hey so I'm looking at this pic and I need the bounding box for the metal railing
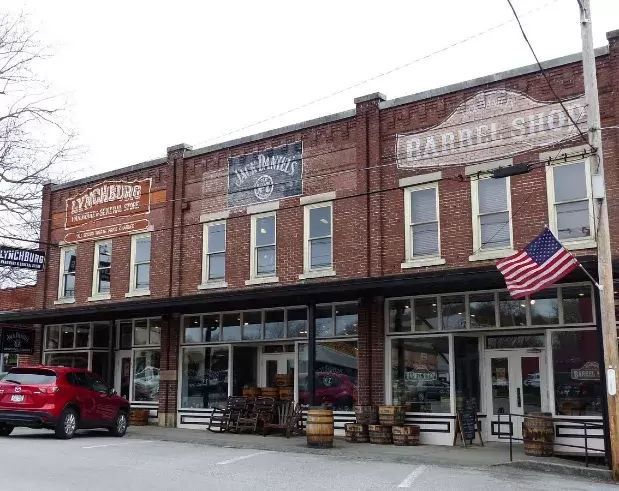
[496,412,605,468]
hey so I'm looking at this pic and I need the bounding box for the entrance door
[486,350,546,442]
[260,353,295,388]
[114,350,132,401]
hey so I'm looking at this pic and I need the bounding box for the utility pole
[578,0,619,479]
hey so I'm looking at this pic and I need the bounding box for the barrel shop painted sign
[396,89,587,168]
[0,328,35,355]
[0,246,46,270]
[64,179,151,243]
[228,142,303,208]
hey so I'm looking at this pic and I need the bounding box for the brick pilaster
[157,313,180,426]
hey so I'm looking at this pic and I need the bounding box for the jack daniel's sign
[227,142,303,208]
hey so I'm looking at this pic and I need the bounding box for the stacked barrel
[275,373,294,401]
[345,405,420,446]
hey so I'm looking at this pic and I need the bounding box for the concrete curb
[496,460,613,483]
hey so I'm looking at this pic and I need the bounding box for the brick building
[1,30,618,450]
[0,286,38,370]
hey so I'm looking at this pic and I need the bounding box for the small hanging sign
[0,246,46,271]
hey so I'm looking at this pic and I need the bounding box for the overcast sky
[5,0,619,179]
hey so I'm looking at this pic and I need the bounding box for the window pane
[478,178,507,213]
[309,206,331,238]
[232,346,257,397]
[454,337,480,411]
[184,316,202,343]
[203,314,220,342]
[98,242,112,268]
[441,295,466,330]
[388,299,412,333]
[553,331,601,416]
[410,188,436,223]
[75,324,90,348]
[412,222,438,256]
[316,305,333,338]
[480,211,510,249]
[414,297,439,331]
[498,292,527,327]
[265,310,285,340]
[136,263,150,289]
[134,319,148,345]
[287,308,307,337]
[181,347,229,409]
[255,216,275,246]
[149,319,161,345]
[391,337,450,413]
[119,321,132,349]
[242,311,262,340]
[60,325,75,348]
[98,267,111,293]
[562,286,593,324]
[64,249,76,273]
[63,274,75,297]
[554,162,587,202]
[530,288,559,325]
[310,238,332,269]
[46,325,60,349]
[469,293,496,328]
[92,352,110,384]
[207,223,226,253]
[556,200,590,239]
[256,246,275,275]
[135,236,151,263]
[221,313,241,341]
[335,303,358,336]
[208,253,225,280]
[133,349,160,402]
[491,357,510,415]
[45,352,88,369]
[486,335,544,349]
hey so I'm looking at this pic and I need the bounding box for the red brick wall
[0,286,40,367]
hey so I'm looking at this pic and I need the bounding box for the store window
[287,308,308,337]
[180,346,229,409]
[335,303,358,336]
[441,295,466,330]
[405,183,440,260]
[45,352,89,369]
[264,310,285,340]
[414,297,439,331]
[552,330,602,416]
[202,221,226,284]
[242,311,262,340]
[391,337,450,413]
[498,291,527,327]
[530,288,559,325]
[304,202,333,272]
[388,299,412,333]
[91,240,112,297]
[562,285,593,324]
[58,246,76,300]
[469,293,496,328]
[454,337,480,411]
[222,313,241,341]
[133,318,161,346]
[472,177,511,252]
[129,233,151,294]
[251,212,276,278]
[133,349,160,402]
[316,305,334,338]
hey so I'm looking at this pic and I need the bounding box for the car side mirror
[108,388,117,396]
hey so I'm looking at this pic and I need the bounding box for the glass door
[260,352,295,387]
[114,349,132,400]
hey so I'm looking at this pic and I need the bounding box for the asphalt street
[0,428,613,490]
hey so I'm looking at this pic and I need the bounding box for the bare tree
[0,12,75,287]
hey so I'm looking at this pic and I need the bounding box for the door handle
[517,387,522,408]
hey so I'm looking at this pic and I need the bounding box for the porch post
[307,301,316,406]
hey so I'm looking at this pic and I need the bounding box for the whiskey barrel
[378,405,406,426]
[129,409,149,426]
[523,412,554,456]
[392,425,420,446]
[260,387,280,399]
[279,387,294,401]
[355,405,378,425]
[242,387,261,398]
[345,423,369,443]
[275,374,294,387]
[369,424,393,444]
[307,408,334,448]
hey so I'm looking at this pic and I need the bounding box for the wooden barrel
[392,425,420,446]
[355,405,378,425]
[523,412,554,456]
[378,405,406,426]
[275,374,294,387]
[307,408,334,448]
[345,423,369,443]
[129,409,149,426]
[369,424,393,444]
[242,387,261,398]
[279,387,294,401]
[260,387,280,399]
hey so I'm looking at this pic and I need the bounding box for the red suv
[0,366,130,439]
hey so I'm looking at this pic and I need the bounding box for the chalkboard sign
[458,410,477,441]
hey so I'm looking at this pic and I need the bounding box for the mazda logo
[14,387,21,392]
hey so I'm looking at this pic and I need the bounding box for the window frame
[90,239,112,300]
[57,245,77,302]
[200,220,227,288]
[249,211,277,280]
[127,232,151,297]
[302,201,334,276]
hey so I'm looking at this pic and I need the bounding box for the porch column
[357,295,385,407]
[307,301,316,406]
[158,313,180,427]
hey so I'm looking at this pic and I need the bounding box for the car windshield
[3,370,57,385]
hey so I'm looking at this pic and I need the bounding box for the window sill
[198,281,228,290]
[245,276,279,286]
[125,289,151,298]
[298,269,336,280]
[401,257,446,269]
[54,297,75,305]
[87,294,111,302]
[562,238,597,251]
[469,248,516,262]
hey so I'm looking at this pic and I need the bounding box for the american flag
[496,228,580,299]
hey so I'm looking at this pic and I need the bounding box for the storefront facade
[1,31,619,451]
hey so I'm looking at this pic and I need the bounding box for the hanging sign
[571,361,600,381]
[396,89,587,168]
[0,246,46,271]
[0,328,35,355]
[227,142,303,208]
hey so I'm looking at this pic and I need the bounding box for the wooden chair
[207,396,247,433]
[236,397,276,433]
[263,401,304,438]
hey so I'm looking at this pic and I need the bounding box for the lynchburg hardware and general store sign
[228,142,303,208]
[396,89,587,168]
[0,246,46,271]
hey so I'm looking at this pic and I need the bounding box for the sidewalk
[126,425,612,482]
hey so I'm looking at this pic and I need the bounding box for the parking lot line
[216,451,270,465]
[82,440,152,449]
[397,465,427,488]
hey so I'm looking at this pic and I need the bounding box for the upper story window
[546,158,595,249]
[202,220,226,285]
[403,183,443,267]
[470,176,512,260]
[251,212,276,278]
[127,233,151,296]
[304,202,333,272]
[58,246,76,301]
[91,240,112,299]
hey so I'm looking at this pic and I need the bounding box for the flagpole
[577,262,602,291]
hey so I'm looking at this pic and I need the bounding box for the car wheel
[55,407,78,439]
[109,412,128,437]
[0,424,14,436]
